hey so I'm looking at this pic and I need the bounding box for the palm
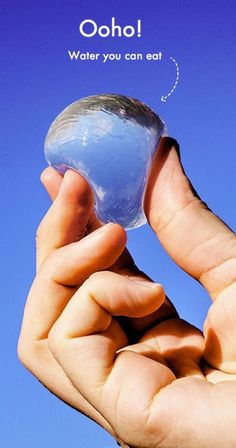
[89,284,236,447]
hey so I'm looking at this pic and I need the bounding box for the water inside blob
[44,94,166,229]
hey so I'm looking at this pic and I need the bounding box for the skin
[18,137,236,448]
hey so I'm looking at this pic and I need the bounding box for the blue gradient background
[1,1,236,447]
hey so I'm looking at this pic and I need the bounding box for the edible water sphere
[44,94,165,229]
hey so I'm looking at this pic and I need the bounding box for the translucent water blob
[44,94,165,229]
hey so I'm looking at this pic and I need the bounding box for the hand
[17,157,177,445]
[18,137,236,447]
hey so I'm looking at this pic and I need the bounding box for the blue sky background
[1,0,236,447]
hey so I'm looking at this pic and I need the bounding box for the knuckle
[47,325,65,355]
[17,335,35,369]
[153,196,201,237]
[88,270,113,284]
[158,284,166,300]
[36,251,59,281]
[83,271,114,295]
[40,254,56,278]
[17,338,28,366]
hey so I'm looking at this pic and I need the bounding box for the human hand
[18,137,236,447]
[17,161,177,446]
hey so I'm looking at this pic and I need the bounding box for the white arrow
[161,56,179,102]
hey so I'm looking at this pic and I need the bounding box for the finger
[118,296,178,343]
[19,220,126,439]
[40,167,178,337]
[47,271,174,442]
[41,166,104,233]
[40,168,148,286]
[144,137,236,299]
[40,166,63,201]
[20,223,126,341]
[140,317,205,379]
[36,169,94,270]
[203,281,236,373]
[17,335,116,436]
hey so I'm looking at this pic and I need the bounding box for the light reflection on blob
[44,94,166,229]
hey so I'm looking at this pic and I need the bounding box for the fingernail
[156,137,180,163]
[146,282,161,289]
[133,279,161,289]
[169,143,200,199]
[173,141,181,160]
[63,169,75,183]
[159,136,178,150]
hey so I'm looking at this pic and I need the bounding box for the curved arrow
[161,56,179,102]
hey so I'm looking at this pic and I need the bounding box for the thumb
[144,137,236,299]
[144,137,199,233]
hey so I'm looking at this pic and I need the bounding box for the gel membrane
[44,94,165,229]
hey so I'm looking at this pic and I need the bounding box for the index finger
[36,169,94,271]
